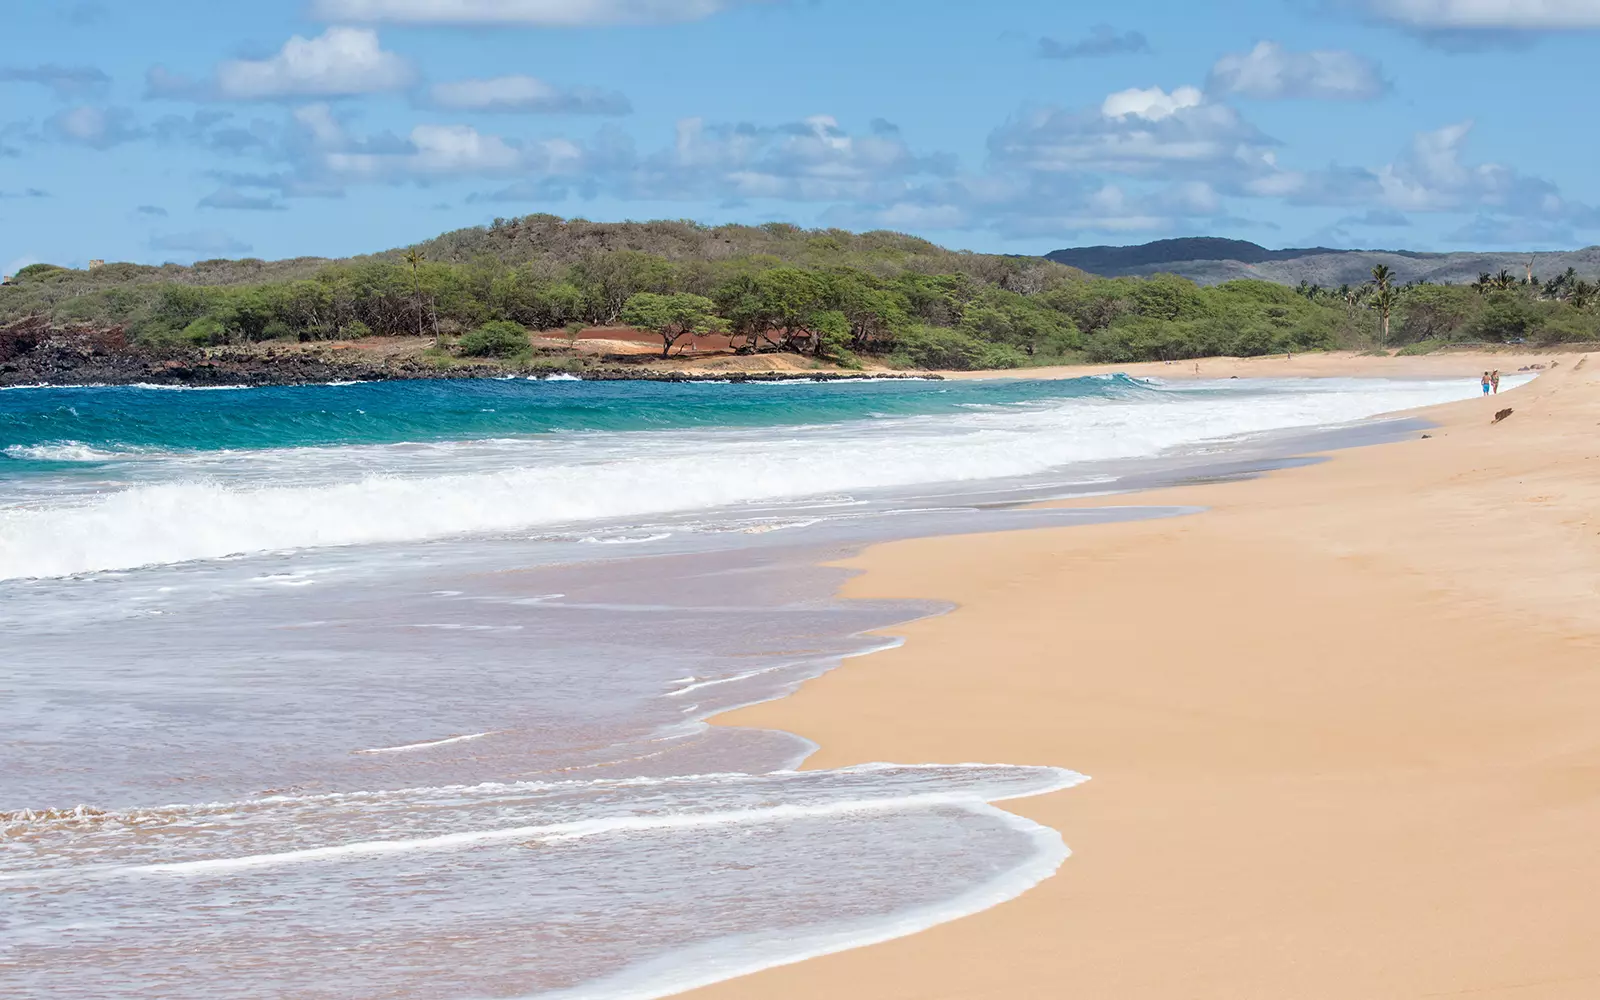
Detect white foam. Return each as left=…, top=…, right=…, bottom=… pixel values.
left=355, top=731, right=495, bottom=755
left=523, top=799, right=1074, bottom=1000
left=0, top=377, right=1507, bottom=580
left=4, top=441, right=129, bottom=462
left=126, top=773, right=1085, bottom=876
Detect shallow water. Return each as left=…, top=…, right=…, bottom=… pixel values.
left=0, top=374, right=1508, bottom=998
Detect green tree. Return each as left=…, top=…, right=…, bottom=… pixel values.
left=620, top=292, right=728, bottom=357
left=575, top=251, right=676, bottom=325
left=1368, top=264, right=1395, bottom=345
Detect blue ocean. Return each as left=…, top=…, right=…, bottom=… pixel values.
left=0, top=373, right=1497, bottom=999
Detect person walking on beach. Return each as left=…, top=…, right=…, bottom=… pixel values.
left=1491, top=370, right=1501, bottom=394
left=1482, top=371, right=1492, bottom=395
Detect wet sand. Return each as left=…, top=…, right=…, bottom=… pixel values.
left=942, top=347, right=1568, bottom=382
left=700, top=353, right=1600, bottom=998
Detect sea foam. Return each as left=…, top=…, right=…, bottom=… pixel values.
left=0, top=377, right=1501, bottom=580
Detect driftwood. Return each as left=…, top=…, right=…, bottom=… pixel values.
left=1493, top=407, right=1514, bottom=423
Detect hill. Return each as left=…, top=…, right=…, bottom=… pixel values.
left=4, top=216, right=1599, bottom=387
left=1046, top=239, right=1600, bottom=288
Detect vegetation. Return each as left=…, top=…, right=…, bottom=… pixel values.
left=1294, top=262, right=1600, bottom=351
left=619, top=292, right=726, bottom=358
left=456, top=320, right=530, bottom=359
left=5, top=216, right=1598, bottom=371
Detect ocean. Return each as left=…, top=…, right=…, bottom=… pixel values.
left=0, top=372, right=1504, bottom=998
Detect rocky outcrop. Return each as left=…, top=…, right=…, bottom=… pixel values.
left=0, top=340, right=936, bottom=387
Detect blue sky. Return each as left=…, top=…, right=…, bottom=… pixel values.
left=3, top=0, right=1600, bottom=273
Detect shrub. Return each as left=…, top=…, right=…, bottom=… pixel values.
left=1396, top=339, right=1445, bottom=356
left=888, top=326, right=1028, bottom=370
left=458, top=319, right=529, bottom=358
left=180, top=316, right=226, bottom=345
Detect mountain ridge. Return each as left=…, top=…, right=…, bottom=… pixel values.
left=1046, top=237, right=1600, bottom=288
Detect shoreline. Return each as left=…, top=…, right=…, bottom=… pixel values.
left=1, top=341, right=1568, bottom=388
left=694, top=352, right=1600, bottom=998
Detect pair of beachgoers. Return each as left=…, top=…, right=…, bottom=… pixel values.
left=1481, top=370, right=1500, bottom=395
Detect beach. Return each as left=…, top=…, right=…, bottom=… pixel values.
left=700, top=352, right=1600, bottom=999
left=5, top=356, right=1591, bottom=998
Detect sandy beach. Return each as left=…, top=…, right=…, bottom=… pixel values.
left=699, top=352, right=1600, bottom=998
left=939, top=347, right=1569, bottom=382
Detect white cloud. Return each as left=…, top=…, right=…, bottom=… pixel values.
left=1101, top=85, right=1204, bottom=121
left=46, top=106, right=145, bottom=148
left=662, top=115, right=930, bottom=200
left=992, top=88, right=1276, bottom=179
left=311, top=0, right=760, bottom=25
left=315, top=122, right=581, bottom=181
left=1209, top=41, right=1386, bottom=100
left=1363, top=0, right=1600, bottom=28
left=214, top=27, right=414, bottom=100
left=429, top=75, right=630, bottom=115
left=1262, top=119, right=1600, bottom=235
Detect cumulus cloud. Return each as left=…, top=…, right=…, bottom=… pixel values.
left=637, top=114, right=938, bottom=201
left=301, top=110, right=576, bottom=181
left=1208, top=41, right=1387, bottom=100
left=1359, top=0, right=1600, bottom=29
left=471, top=114, right=936, bottom=205
left=1037, top=25, right=1151, bottom=60
left=149, top=27, right=414, bottom=101
left=989, top=86, right=1277, bottom=183
left=150, top=231, right=254, bottom=255
left=45, top=106, right=145, bottom=148
left=1375, top=121, right=1563, bottom=214
left=428, top=75, right=631, bottom=115
left=1100, top=85, right=1204, bottom=120
left=310, top=0, right=763, bottom=25
left=1263, top=119, right=1600, bottom=239
left=0, top=64, right=110, bottom=99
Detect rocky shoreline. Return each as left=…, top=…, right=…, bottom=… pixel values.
left=0, top=346, right=939, bottom=388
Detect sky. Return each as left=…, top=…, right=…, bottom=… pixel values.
left=3, top=0, right=1599, bottom=273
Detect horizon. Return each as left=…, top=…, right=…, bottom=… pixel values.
left=5, top=1, right=1600, bottom=271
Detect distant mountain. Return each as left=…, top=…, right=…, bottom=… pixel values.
left=1045, top=238, right=1600, bottom=288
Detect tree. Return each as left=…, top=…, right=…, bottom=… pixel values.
left=620, top=292, right=727, bottom=358
left=402, top=249, right=429, bottom=344
left=1369, top=264, right=1394, bottom=345
left=575, top=251, right=675, bottom=325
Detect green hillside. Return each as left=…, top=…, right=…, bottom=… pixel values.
left=4, top=216, right=1596, bottom=369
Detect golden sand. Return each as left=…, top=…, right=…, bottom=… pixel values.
left=697, top=353, right=1600, bottom=999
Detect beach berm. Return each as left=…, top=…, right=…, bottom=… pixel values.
left=703, top=353, right=1600, bottom=999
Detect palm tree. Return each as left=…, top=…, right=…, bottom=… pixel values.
left=1569, top=278, right=1595, bottom=311
left=402, top=249, right=429, bottom=345
left=1472, top=272, right=1491, bottom=296
left=1369, top=264, right=1394, bottom=346
left=1493, top=269, right=1515, bottom=291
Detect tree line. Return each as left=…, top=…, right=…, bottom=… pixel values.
left=5, top=223, right=1597, bottom=370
